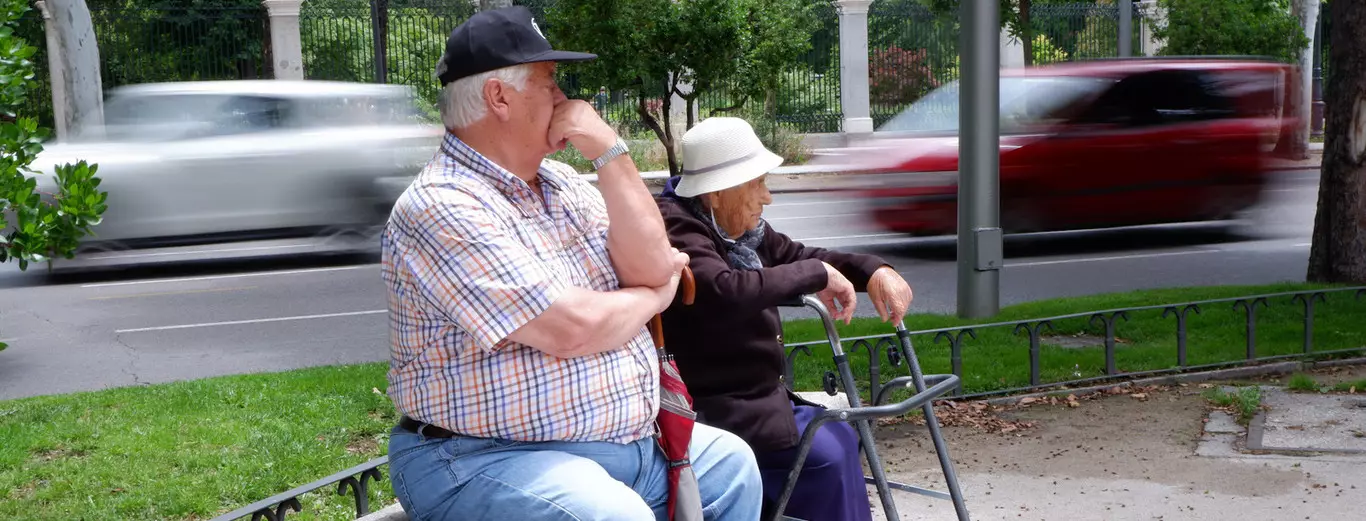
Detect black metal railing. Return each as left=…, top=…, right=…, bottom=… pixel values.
left=209, top=456, right=390, bottom=521
left=784, top=286, right=1366, bottom=401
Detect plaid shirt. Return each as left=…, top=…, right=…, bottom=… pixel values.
left=380, top=133, right=659, bottom=444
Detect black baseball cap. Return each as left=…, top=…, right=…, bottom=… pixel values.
left=435, top=6, right=596, bottom=86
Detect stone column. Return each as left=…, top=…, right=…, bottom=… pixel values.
left=1138, top=0, right=1164, bottom=56
left=1000, top=27, right=1025, bottom=69
left=836, top=0, right=873, bottom=137
left=263, top=0, right=306, bottom=80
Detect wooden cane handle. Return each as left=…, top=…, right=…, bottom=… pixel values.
left=679, top=265, right=696, bottom=306
left=649, top=266, right=696, bottom=348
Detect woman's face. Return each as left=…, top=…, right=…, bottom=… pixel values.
left=704, top=175, right=773, bottom=238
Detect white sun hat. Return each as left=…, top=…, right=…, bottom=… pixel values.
left=673, top=117, right=785, bottom=198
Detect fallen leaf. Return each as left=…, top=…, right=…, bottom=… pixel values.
left=1351, top=386, right=1357, bottom=394
left=1130, top=393, right=1148, bottom=400
left=1198, top=384, right=1214, bottom=389
left=1019, top=397, right=1040, bottom=405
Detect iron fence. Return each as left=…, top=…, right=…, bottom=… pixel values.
left=867, top=1, right=1148, bottom=127
left=212, top=285, right=1366, bottom=521
left=784, top=286, right=1366, bottom=402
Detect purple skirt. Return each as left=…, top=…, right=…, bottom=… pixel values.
left=754, top=404, right=873, bottom=521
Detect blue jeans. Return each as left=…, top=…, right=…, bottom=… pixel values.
left=387, top=422, right=764, bottom=521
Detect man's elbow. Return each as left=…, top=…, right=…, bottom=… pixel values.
left=616, top=258, right=674, bottom=289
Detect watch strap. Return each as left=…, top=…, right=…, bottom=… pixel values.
left=592, top=138, right=629, bottom=171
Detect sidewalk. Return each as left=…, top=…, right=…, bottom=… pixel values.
left=869, top=363, right=1365, bottom=521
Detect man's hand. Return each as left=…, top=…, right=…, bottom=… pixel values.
left=548, top=99, right=618, bottom=161
left=867, top=266, right=913, bottom=323
left=817, top=262, right=857, bottom=325
left=650, top=248, right=691, bottom=312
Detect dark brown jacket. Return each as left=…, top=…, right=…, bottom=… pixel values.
left=655, top=193, right=890, bottom=453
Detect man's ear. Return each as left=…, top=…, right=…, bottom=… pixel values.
left=483, top=78, right=513, bottom=122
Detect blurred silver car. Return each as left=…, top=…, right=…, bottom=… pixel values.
left=32, top=80, right=442, bottom=258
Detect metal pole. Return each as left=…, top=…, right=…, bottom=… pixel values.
left=1118, top=0, right=1133, bottom=57
left=369, top=0, right=388, bottom=84
left=957, top=0, right=1002, bottom=319
left=1311, top=4, right=1325, bottom=139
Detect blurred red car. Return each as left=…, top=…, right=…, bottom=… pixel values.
left=832, top=58, right=1298, bottom=236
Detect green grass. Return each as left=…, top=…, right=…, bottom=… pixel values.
left=1, top=282, right=1363, bottom=520
left=1284, top=372, right=1366, bottom=394
left=779, top=282, right=1366, bottom=399
left=1288, top=373, right=1320, bottom=392
left=0, top=364, right=397, bottom=521
left=1204, top=386, right=1264, bottom=425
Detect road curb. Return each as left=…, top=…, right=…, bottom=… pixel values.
left=975, top=355, right=1366, bottom=406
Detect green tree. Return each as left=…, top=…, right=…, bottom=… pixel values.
left=1151, top=0, right=1309, bottom=63
left=546, top=0, right=818, bottom=176
left=1, top=0, right=109, bottom=350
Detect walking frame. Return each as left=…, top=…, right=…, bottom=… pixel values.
left=771, top=295, right=971, bottom=521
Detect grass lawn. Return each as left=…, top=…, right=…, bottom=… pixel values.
left=2, top=282, right=1363, bottom=520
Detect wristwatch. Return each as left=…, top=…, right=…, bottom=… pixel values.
left=591, top=138, right=630, bottom=171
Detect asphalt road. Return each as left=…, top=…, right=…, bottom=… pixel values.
left=0, top=169, right=1322, bottom=400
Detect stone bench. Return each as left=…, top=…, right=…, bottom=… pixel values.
left=358, top=502, right=407, bottom=521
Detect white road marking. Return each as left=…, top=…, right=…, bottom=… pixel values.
left=114, top=309, right=387, bottom=334
left=767, top=199, right=865, bottom=208
left=791, top=232, right=906, bottom=242
left=766, top=212, right=866, bottom=222
left=1295, top=242, right=1312, bottom=247
left=83, top=244, right=315, bottom=261
left=82, top=265, right=373, bottom=288
left=1007, top=249, right=1222, bottom=268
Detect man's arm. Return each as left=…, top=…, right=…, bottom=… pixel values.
left=549, top=100, right=672, bottom=288
left=401, top=193, right=682, bottom=359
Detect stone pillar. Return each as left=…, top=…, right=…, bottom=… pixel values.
left=35, top=1, right=68, bottom=140
left=263, top=0, right=306, bottom=80
left=1138, top=0, right=1164, bottom=57
left=1000, top=27, right=1025, bottom=69
left=836, top=0, right=873, bottom=137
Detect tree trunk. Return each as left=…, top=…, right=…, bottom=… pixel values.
left=638, top=93, right=680, bottom=177
left=41, top=0, right=103, bottom=140
left=1306, top=0, right=1366, bottom=284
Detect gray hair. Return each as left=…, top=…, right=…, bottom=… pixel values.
left=439, top=64, right=535, bottom=130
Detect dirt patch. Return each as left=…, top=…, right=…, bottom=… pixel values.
left=1040, top=333, right=1107, bottom=350
left=33, top=446, right=88, bottom=462
left=869, top=385, right=1307, bottom=498
left=346, top=435, right=381, bottom=456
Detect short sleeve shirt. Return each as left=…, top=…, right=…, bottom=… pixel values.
left=380, top=133, right=659, bottom=444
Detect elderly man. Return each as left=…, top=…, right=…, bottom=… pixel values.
left=655, top=117, right=915, bottom=521
left=380, top=8, right=762, bottom=521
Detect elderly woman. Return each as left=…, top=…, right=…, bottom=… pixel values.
left=654, top=117, right=915, bottom=521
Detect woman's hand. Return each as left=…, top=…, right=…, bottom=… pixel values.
left=818, top=262, right=857, bottom=325
left=866, top=266, right=913, bottom=323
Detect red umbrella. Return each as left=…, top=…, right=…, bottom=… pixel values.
left=649, top=266, right=704, bottom=521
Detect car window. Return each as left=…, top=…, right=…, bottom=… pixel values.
left=1074, top=69, right=1237, bottom=127
left=878, top=76, right=1113, bottom=135
left=96, top=93, right=286, bottom=142
left=284, top=94, right=427, bottom=128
